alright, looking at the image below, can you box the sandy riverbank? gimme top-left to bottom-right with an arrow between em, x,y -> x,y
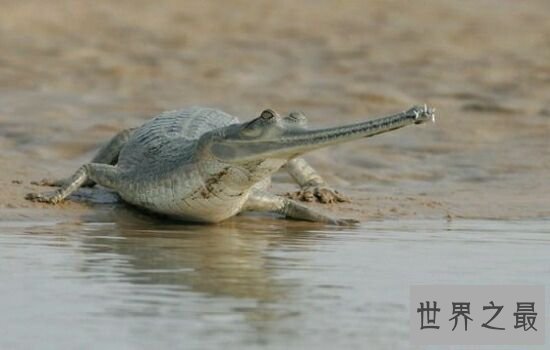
1,0 -> 548,223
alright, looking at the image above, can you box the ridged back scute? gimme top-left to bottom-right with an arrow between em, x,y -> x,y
118,106 -> 240,173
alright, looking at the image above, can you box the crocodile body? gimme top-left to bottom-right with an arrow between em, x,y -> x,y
115,108 -> 250,222
26,105 -> 435,224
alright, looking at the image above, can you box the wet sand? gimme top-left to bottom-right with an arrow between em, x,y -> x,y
1,0 -> 549,222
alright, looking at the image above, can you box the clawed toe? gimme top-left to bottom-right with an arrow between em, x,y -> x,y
25,191 -> 63,204
301,189 -> 316,202
287,186 -> 350,204
316,188 -> 349,203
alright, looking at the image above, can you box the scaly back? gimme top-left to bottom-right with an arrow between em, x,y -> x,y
118,107 -> 239,173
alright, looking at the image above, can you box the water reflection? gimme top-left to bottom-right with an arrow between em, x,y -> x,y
72,206 -> 350,323
4,211 -> 549,349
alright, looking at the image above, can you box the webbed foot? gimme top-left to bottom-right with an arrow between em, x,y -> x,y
287,185 -> 349,204
26,164 -> 116,204
25,190 -> 64,204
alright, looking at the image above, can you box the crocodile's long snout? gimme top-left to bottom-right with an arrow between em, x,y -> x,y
244,104 -> 435,160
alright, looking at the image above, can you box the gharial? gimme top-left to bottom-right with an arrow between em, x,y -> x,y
26,104 -> 435,225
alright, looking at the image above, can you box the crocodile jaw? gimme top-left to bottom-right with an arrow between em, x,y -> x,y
211,105 -> 435,163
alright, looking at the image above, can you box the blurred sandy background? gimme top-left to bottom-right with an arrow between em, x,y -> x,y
0,0 -> 548,222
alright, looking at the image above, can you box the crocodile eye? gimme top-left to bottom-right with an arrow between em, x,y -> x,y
258,109 -> 281,124
260,109 -> 277,121
285,111 -> 308,128
241,109 -> 280,137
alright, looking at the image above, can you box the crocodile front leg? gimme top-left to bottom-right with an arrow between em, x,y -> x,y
243,190 -> 357,225
285,157 -> 349,203
26,164 -> 119,204
33,128 -> 134,188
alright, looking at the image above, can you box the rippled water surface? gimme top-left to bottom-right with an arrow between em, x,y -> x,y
1,212 -> 549,349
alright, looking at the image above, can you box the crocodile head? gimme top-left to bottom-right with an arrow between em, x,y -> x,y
205,109 -> 311,162
203,105 -> 434,164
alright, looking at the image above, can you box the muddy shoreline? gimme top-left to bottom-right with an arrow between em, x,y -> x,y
1,0 -> 549,223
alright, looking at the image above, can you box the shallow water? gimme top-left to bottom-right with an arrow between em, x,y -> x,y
1,212 -> 548,349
